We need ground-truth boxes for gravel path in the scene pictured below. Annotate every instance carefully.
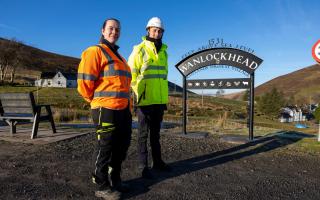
[1,130,320,200]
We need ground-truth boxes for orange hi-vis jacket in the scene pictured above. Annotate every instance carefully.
[77,43,132,110]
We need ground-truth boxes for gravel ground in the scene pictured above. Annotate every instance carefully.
[1,130,320,200]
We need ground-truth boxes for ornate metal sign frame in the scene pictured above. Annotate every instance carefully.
[175,48,263,140]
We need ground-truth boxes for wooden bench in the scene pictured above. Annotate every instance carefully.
[0,92,56,139]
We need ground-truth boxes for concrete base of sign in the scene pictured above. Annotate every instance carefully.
[219,134,256,144]
[162,131,209,139]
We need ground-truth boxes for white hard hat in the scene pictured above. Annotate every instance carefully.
[146,17,164,30]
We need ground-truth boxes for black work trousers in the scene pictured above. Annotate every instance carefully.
[137,105,165,168]
[91,106,132,186]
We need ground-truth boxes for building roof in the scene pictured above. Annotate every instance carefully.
[40,71,77,80]
[40,72,56,79]
[61,72,77,80]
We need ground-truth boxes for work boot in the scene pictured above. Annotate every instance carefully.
[152,161,172,172]
[95,187,121,200]
[112,180,130,193]
[141,167,154,179]
[109,167,130,193]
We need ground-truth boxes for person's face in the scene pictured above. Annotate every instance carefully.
[102,20,120,44]
[148,27,163,40]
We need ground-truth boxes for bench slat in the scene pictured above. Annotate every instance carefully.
[2,107,34,114]
[0,93,31,100]
[0,116,34,120]
[1,99,33,107]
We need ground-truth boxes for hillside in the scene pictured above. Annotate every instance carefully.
[223,64,320,103]
[222,91,245,100]
[0,38,80,71]
[255,64,320,103]
[0,37,80,82]
[0,37,183,91]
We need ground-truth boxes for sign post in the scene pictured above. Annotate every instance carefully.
[313,40,320,141]
[318,122,320,142]
[176,48,263,140]
[249,72,255,140]
[183,76,187,135]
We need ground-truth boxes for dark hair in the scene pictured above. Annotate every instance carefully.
[99,18,121,43]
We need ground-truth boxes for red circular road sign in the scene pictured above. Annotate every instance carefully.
[312,40,320,63]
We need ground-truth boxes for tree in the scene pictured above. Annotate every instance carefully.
[0,38,24,83]
[257,87,286,119]
[287,95,296,106]
[313,106,320,122]
[242,89,250,101]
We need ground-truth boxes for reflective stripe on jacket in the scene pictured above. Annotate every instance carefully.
[128,37,168,106]
[77,44,131,110]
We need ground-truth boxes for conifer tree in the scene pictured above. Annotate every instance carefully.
[257,87,286,119]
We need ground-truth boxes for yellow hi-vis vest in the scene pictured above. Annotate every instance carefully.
[128,37,168,106]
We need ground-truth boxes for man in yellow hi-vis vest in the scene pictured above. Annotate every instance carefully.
[128,17,171,179]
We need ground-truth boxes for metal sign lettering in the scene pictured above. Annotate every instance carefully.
[176,48,263,76]
[187,78,251,89]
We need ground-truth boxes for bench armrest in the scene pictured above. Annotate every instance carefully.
[35,104,53,115]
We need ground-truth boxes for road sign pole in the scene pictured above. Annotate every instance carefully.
[183,77,187,135]
[312,40,320,141]
[318,121,320,142]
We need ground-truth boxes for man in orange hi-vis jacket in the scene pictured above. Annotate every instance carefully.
[77,18,131,200]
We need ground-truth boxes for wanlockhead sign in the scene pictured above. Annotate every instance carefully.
[175,47,263,140]
[176,48,263,76]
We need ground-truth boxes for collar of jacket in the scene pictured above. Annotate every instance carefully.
[100,38,124,62]
[100,38,120,51]
[142,36,167,51]
[146,35,162,53]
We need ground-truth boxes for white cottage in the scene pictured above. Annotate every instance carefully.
[35,71,77,88]
[52,71,77,88]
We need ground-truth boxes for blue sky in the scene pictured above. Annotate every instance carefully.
[1,0,319,94]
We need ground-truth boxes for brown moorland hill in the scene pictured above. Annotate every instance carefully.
[255,64,320,102]
[223,64,320,103]
[0,37,80,82]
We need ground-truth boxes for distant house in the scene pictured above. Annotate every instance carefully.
[279,106,307,123]
[34,72,56,87]
[35,71,77,88]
